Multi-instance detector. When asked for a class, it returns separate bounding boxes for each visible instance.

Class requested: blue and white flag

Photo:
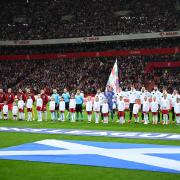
[106,59,119,93]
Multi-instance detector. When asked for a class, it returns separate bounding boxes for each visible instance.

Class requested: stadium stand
[0,0,179,94]
[0,0,179,40]
[0,54,179,94]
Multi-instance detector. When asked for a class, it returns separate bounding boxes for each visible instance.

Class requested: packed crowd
[0,0,178,40]
[0,55,179,94]
[0,86,179,125]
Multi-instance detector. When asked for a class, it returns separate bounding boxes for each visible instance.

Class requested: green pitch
[0,110,180,133]
[0,110,180,180]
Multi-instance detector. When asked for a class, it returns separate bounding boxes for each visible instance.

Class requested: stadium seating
[0,54,179,94]
[0,0,178,40]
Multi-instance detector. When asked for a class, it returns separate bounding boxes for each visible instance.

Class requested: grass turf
[0,110,180,133]
[0,110,179,180]
[0,132,180,180]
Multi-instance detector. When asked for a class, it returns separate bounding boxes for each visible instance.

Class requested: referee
[75,89,84,121]
[62,88,70,120]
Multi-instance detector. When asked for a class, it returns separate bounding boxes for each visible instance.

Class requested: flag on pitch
[106,59,119,93]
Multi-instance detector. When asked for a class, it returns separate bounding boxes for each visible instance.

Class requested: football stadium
[0,0,180,179]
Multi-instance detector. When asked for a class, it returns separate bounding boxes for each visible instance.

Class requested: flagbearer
[105,59,119,120]
[104,86,114,121]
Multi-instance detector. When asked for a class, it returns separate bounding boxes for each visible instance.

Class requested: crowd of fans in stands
[0,0,179,40]
[0,55,179,94]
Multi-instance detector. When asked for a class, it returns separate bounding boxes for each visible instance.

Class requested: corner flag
[106,59,119,93]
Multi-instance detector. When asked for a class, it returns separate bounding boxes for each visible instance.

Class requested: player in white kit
[86,96,93,123]
[49,97,55,121]
[161,94,170,125]
[69,94,76,122]
[36,94,43,122]
[3,101,8,120]
[59,97,65,121]
[95,89,105,121]
[18,96,25,120]
[12,101,18,120]
[142,96,150,124]
[133,99,140,123]
[151,96,159,124]
[151,85,162,123]
[117,96,125,124]
[174,96,180,125]
[127,85,140,122]
[93,96,101,123]
[171,90,178,123]
[102,99,109,124]
[26,96,33,121]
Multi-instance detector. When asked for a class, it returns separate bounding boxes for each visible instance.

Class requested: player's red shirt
[41,93,49,105]
[17,92,27,102]
[0,92,5,103]
[5,93,15,104]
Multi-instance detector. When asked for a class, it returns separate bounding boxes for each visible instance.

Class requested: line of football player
[0,86,179,125]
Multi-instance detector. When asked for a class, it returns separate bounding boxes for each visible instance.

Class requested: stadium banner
[106,59,119,93]
[0,127,179,140]
[0,47,180,60]
[0,139,180,173]
[0,31,180,46]
[144,61,180,73]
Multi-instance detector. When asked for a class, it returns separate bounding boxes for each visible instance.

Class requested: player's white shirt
[171,94,178,107]
[161,98,170,110]
[117,100,125,111]
[93,101,100,112]
[151,90,162,104]
[174,102,180,114]
[140,91,151,104]
[59,100,65,111]
[142,100,150,112]
[49,101,55,111]
[161,93,171,102]
[18,100,25,109]
[95,93,105,106]
[26,98,33,109]
[102,103,109,113]
[36,98,43,108]
[151,100,159,112]
[12,105,18,115]
[116,91,126,99]
[69,98,76,109]
[133,103,140,114]
[3,105,8,114]
[127,90,140,104]
[86,101,93,111]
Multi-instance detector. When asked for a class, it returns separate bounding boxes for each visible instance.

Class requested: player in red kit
[17,89,27,102]
[40,89,49,121]
[0,88,5,119]
[5,88,15,118]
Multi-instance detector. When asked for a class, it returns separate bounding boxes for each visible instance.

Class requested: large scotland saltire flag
[106,59,119,93]
[0,139,180,173]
